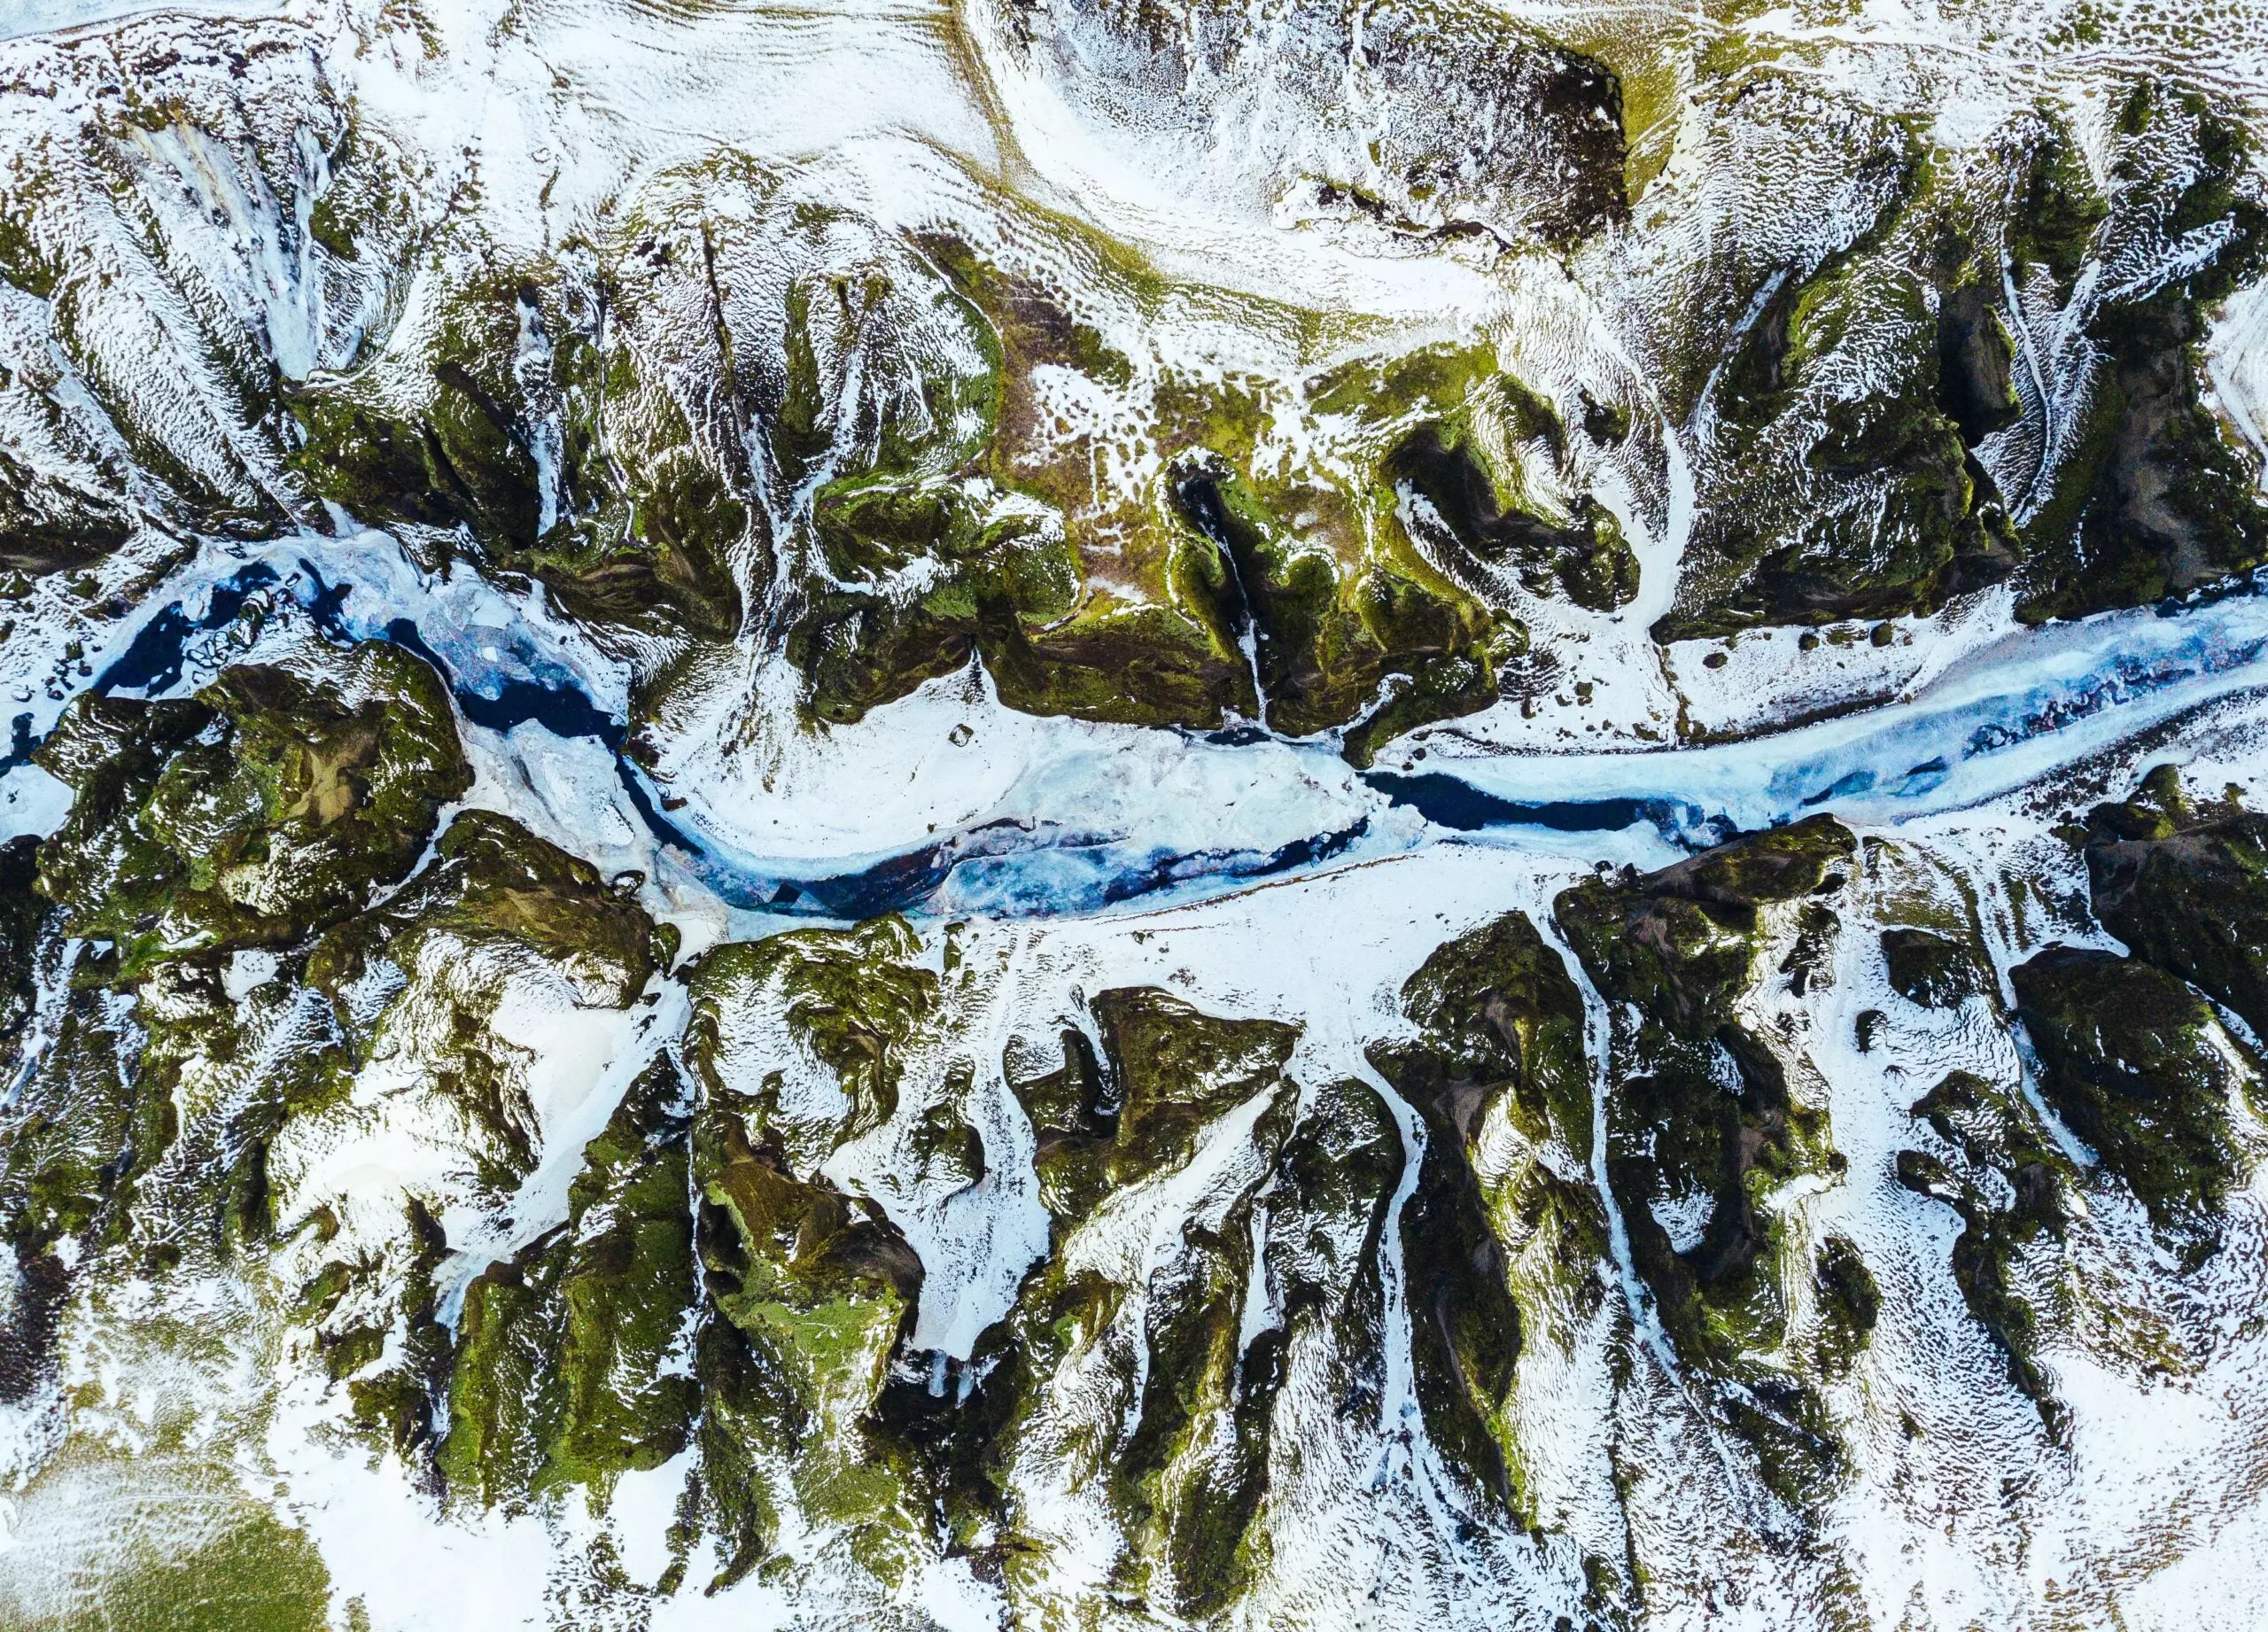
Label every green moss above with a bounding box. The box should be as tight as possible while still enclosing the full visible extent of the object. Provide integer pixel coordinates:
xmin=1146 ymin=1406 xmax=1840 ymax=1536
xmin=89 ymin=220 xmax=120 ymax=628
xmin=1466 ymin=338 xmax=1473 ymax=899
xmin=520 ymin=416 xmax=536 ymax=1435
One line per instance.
xmin=0 ymin=1465 xmax=330 ymax=1632
xmin=903 ymin=241 xmax=1518 ymax=744
xmin=1015 ymin=987 xmax=1299 ymax=1224
xmin=286 ymin=269 xmax=747 ymax=647
xmin=996 ymin=990 xmax=1320 ymax=1617
xmin=439 ymin=1059 xmax=699 ymax=1509
xmin=685 ymin=917 xmax=936 ymax=1150
xmin=1880 ymin=926 xmax=1984 ymax=1008
xmin=1660 ymin=222 xmax=2020 ymax=641
xmin=33 ymin=643 xmax=468 ymax=978
xmin=2005 ymin=113 xmax=2109 ymax=298
xmin=2085 ymin=791 xmax=2268 ymax=1041
xmin=2010 ymin=945 xmax=2249 ymax=1257
xmin=1372 ymin=911 xmax=1593 ymax=1161
xmin=1386 ymin=419 xmax=1639 ymax=613
xmin=1365 ymin=913 xmax=1612 ymax=1510
xmin=0 ymin=940 xmax=151 ymax=1262
xmin=1894 ymin=1069 xmax=2070 ymax=1432
xmin=347 ymin=1199 xmax=454 ymax=1458
xmin=788 ymin=480 xmax=1084 ymax=726
xmin=308 ymin=808 xmax=654 ymax=1027
xmin=1554 ymin=819 xmax=1855 ymax=1502
xmin=1810 ymin=1235 xmax=1879 ymax=1376
xmin=689 ymin=1087 xmax=925 ymax=1580
xmin=2016 ymin=89 xmax=2268 ymax=621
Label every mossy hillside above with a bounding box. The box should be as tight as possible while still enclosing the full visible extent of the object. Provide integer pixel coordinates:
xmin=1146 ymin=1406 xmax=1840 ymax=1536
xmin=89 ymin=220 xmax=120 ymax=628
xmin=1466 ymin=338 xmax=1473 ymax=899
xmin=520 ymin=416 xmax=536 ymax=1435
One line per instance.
xmin=439 ymin=1059 xmax=700 ymax=1510
xmin=1894 ymin=1069 xmax=2071 ymax=1432
xmin=893 ymin=238 xmax=1523 ymax=744
xmin=107 ymin=949 xmax=359 ymax=1267
xmin=0 ymin=944 xmax=152 ymax=1296
xmin=995 ymin=991 xmax=1318 ymax=1619
xmin=2010 ymin=944 xmax=2253 ymax=1257
xmin=1019 ymin=986 xmax=1299 ymax=1224
xmin=1553 ymin=817 xmax=1860 ymax=1502
xmin=1659 ymin=177 xmax=2023 ymax=640
xmin=1383 ymin=394 xmax=1640 ymax=615
xmin=670 ymin=918 xmax=946 ymax=1580
xmin=296 ymin=810 xmax=656 ymax=1206
xmin=2016 ymin=87 xmax=2268 ymax=622
xmin=684 ymin=917 xmax=936 ymax=1167
xmin=0 ymin=1457 xmax=332 ymax=1632
xmin=1367 ymin=911 xmax=1604 ymax=1514
xmin=1880 ymin=925 xmax=1985 ymax=1009
xmin=0 ymin=834 xmax=50 ymax=1050
xmin=308 ymin=807 xmax=655 ymax=1016
xmin=284 ymin=265 xmax=748 ymax=651
xmin=33 ymin=641 xmax=469 ymax=978
xmin=343 ymin=1197 xmax=455 ymax=1460
xmin=690 ymin=1078 xmax=928 ymax=1583
xmin=787 ymin=478 xmax=1084 ymax=727
xmin=4 ymin=637 xmax=470 ymax=1314
xmin=2084 ymin=773 xmax=2268 ymax=1041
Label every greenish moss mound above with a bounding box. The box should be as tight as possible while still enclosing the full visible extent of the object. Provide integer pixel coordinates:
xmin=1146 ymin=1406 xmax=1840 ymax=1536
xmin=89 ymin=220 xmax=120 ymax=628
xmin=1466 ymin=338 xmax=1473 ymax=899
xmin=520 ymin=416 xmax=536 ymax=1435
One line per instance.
xmin=310 ymin=807 xmax=654 ymax=1011
xmin=285 ymin=270 xmax=745 ymax=647
xmin=2016 ymin=88 xmax=2268 ymax=621
xmin=1894 ymin=1070 xmax=2070 ymax=1433
xmin=1367 ymin=911 xmax=1600 ymax=1511
xmin=2010 ymin=944 xmax=2250 ymax=1256
xmin=1659 ymin=210 xmax=2019 ymax=640
xmin=1881 ymin=926 xmax=1984 ymax=1009
xmin=345 ymin=1199 xmax=455 ymax=1459
xmin=689 ymin=1075 xmax=927 ymax=1588
xmin=34 ymin=642 xmax=469 ymax=978
xmin=0 ymin=941 xmax=138 ymax=1374
xmin=304 ymin=809 xmax=657 ymax=1205
xmin=0 ymin=1470 xmax=332 ymax=1632
xmin=998 ymin=989 xmax=1348 ymax=1619
xmin=439 ymin=1060 xmax=701 ymax=1509
xmin=1555 ymin=817 xmax=1856 ymax=1502
xmin=1171 ymin=454 xmax=1514 ymax=749
xmin=788 ymin=478 xmax=1086 ymax=726
xmin=667 ymin=916 xmax=947 ymax=1585
xmin=1809 ymin=1234 xmax=1879 ymax=1378
xmin=1021 ymin=987 xmax=1299 ymax=1224
xmin=1386 ymin=418 xmax=1638 ymax=614
xmin=880 ymin=241 xmax=1521 ymax=751
xmin=686 ymin=916 xmax=937 ymax=1153
xmin=2 ymin=640 xmax=477 ymax=1312
xmin=2085 ymin=773 xmax=2268 ymax=1041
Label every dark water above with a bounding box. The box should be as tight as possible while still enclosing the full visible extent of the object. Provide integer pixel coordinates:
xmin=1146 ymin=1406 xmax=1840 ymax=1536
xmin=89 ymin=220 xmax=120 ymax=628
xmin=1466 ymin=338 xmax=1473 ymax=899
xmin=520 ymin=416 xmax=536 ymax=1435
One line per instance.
xmin=1365 ymin=770 xmax=1687 ymax=835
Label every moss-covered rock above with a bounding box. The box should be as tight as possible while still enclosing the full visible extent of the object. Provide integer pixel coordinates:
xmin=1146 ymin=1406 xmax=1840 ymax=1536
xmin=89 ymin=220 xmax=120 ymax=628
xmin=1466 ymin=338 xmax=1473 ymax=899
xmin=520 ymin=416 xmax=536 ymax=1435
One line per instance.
xmin=1658 ymin=212 xmax=2020 ymax=640
xmin=994 ymin=989 xmax=1315 ymax=1619
xmin=439 ymin=1059 xmax=700 ymax=1509
xmin=34 ymin=641 xmax=469 ymax=977
xmin=2016 ymin=87 xmax=2268 ymax=621
xmin=1367 ymin=911 xmax=1603 ymax=1512
xmin=2010 ymin=944 xmax=2251 ymax=1257
xmin=896 ymin=242 xmax=1522 ymax=750
xmin=284 ymin=268 xmax=748 ymax=649
xmin=1894 ymin=1069 xmax=2070 ymax=1432
xmin=690 ymin=1077 xmax=927 ymax=1584
xmin=1881 ymin=926 xmax=1984 ymax=1009
xmin=1386 ymin=417 xmax=1638 ymax=614
xmin=1555 ymin=817 xmax=1856 ymax=1502
xmin=684 ymin=917 xmax=936 ymax=1166
xmin=2085 ymin=773 xmax=2268 ymax=1041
